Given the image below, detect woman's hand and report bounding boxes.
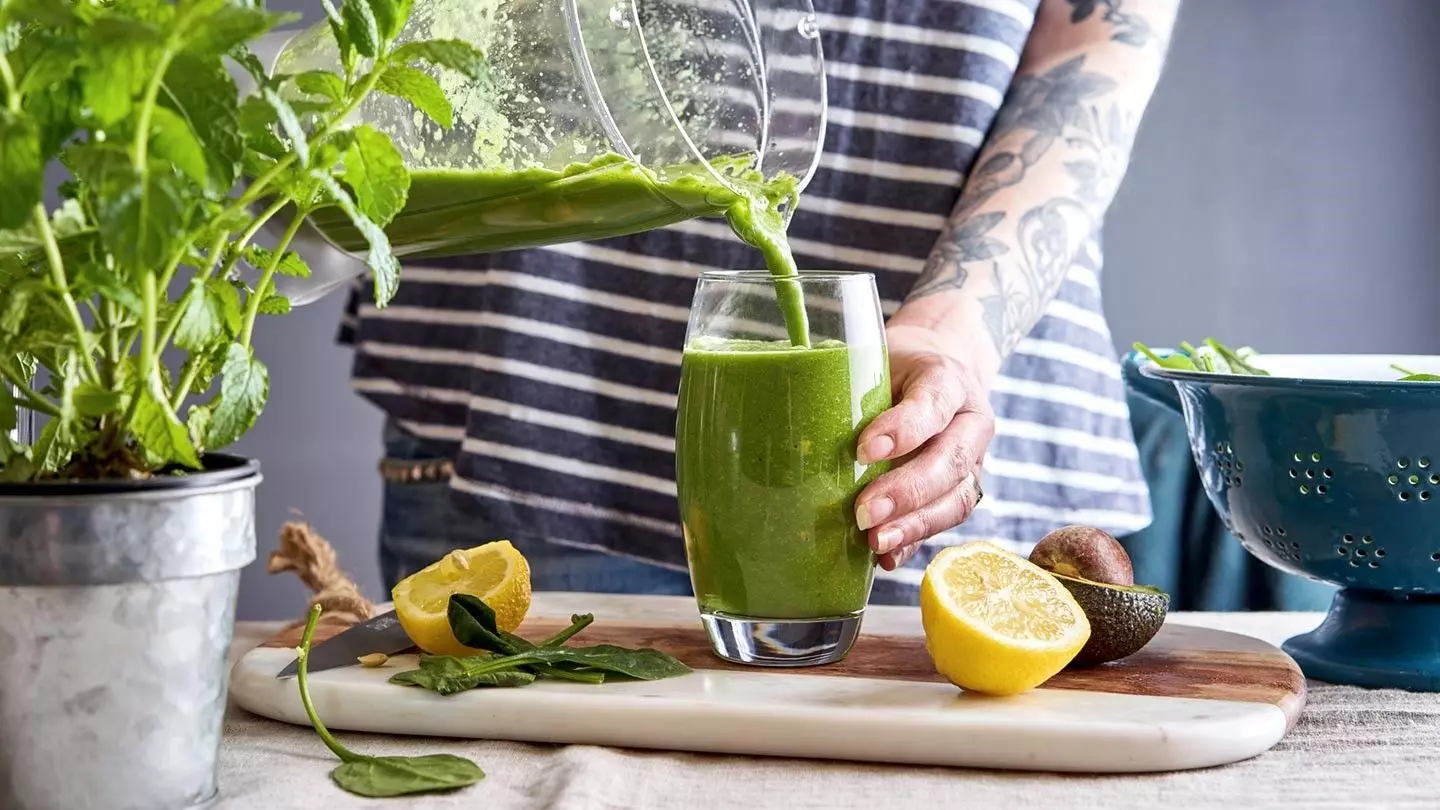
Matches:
[854,324,995,571]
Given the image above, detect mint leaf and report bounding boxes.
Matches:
[12,30,82,95]
[160,53,243,190]
[135,386,202,468]
[344,125,409,226]
[23,77,81,157]
[1,279,44,337]
[204,343,268,449]
[0,226,40,254]
[174,282,228,350]
[367,0,412,43]
[74,382,124,418]
[319,0,354,63]
[315,173,401,305]
[0,379,16,434]
[0,111,42,229]
[258,293,291,315]
[261,87,309,165]
[70,145,195,271]
[245,244,311,278]
[341,0,380,58]
[181,3,282,57]
[74,263,142,317]
[186,403,212,450]
[393,39,488,81]
[239,95,286,158]
[292,70,345,101]
[375,65,452,128]
[82,21,159,126]
[147,107,210,190]
[209,277,243,335]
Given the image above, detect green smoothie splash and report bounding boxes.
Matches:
[308,151,812,346]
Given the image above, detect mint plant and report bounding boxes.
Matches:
[0,0,485,481]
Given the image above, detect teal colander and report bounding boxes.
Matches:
[1123,350,1440,691]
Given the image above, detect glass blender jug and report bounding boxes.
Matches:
[260,0,827,304]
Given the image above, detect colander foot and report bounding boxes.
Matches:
[1283,588,1440,692]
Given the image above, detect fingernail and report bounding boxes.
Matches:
[856,497,893,531]
[858,435,895,465]
[876,527,904,554]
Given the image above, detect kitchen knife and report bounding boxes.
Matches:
[275,610,414,679]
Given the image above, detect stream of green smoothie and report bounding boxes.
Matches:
[309,152,812,346]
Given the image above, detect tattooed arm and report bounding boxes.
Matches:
[853,0,1181,570]
[890,0,1182,379]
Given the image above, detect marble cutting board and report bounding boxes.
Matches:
[229,593,1306,773]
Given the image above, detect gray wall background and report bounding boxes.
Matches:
[234,0,1440,619]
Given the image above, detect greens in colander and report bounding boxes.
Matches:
[1134,340,1440,381]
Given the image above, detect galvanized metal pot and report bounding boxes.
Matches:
[0,456,261,810]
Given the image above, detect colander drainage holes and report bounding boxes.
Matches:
[1422,457,1433,469]
[1343,534,1355,543]
[1399,457,1411,469]
[1431,552,1440,562]
[1277,527,1287,537]
[1400,492,1412,502]
[1362,535,1374,544]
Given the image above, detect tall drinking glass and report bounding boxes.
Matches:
[676,272,891,666]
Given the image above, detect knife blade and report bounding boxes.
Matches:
[275,610,414,679]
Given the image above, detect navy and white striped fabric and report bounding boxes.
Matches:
[339,0,1152,587]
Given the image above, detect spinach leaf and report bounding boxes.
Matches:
[1392,363,1440,382]
[331,755,485,799]
[389,655,537,695]
[521,644,692,681]
[297,605,485,798]
[447,593,520,653]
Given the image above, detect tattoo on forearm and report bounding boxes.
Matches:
[909,53,1137,356]
[1066,0,1154,47]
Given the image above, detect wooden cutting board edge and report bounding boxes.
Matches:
[260,614,1307,732]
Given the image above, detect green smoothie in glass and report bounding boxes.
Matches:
[676,272,891,666]
[677,338,890,619]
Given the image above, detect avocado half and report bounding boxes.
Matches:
[1052,573,1170,668]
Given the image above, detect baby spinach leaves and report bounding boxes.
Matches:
[296,605,485,798]
[389,594,692,695]
[1134,339,1269,376]
[1139,344,1440,383]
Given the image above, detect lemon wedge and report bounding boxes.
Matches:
[919,541,1090,696]
[392,540,532,656]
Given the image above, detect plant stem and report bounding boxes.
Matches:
[115,272,159,436]
[0,51,19,112]
[0,363,60,418]
[538,615,594,648]
[151,197,286,360]
[297,605,363,764]
[240,212,304,347]
[102,300,121,388]
[210,65,385,226]
[132,49,177,169]
[32,205,101,384]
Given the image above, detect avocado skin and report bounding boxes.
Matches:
[1053,574,1170,668]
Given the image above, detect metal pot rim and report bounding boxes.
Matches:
[0,453,260,499]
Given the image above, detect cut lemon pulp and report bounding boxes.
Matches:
[392,540,532,656]
[919,541,1090,696]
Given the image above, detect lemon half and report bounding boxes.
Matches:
[392,540,532,656]
[919,541,1090,696]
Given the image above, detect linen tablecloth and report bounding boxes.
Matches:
[219,613,1440,809]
